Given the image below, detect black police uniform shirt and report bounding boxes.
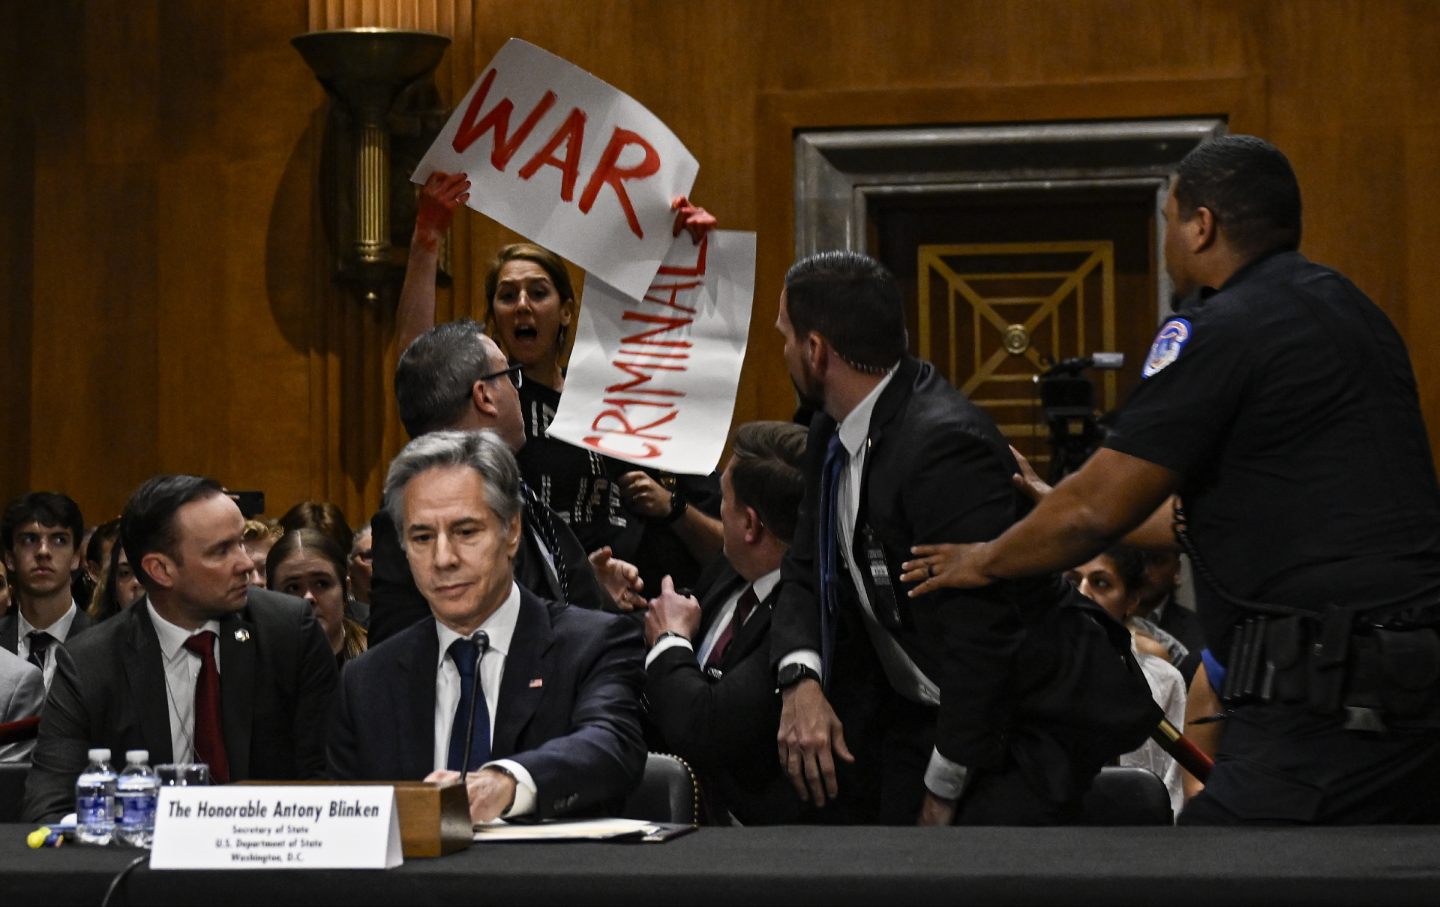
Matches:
[1102,250,1440,654]
[515,379,721,593]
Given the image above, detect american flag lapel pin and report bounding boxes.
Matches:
[529,678,544,689]
[234,629,251,642]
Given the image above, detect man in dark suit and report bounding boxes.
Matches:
[368,321,641,646]
[24,476,337,822]
[643,421,808,825]
[329,430,645,823]
[771,251,1156,825]
[1,492,94,690]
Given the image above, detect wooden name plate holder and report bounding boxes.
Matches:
[237,780,472,858]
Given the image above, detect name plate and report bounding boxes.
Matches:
[150,786,402,870]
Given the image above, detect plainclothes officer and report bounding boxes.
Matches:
[902,135,1440,825]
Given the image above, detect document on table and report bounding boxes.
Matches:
[473,818,693,843]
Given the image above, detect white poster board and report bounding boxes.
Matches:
[414,39,699,302]
[545,230,757,475]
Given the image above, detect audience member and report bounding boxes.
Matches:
[24,475,338,823]
[328,431,646,823]
[644,421,808,824]
[86,536,145,621]
[242,518,283,587]
[267,529,367,666]
[0,559,10,618]
[0,493,95,690]
[278,501,356,563]
[349,523,374,609]
[771,251,1156,825]
[1069,547,1187,817]
[368,320,641,645]
[1135,550,1204,684]
[395,173,723,596]
[0,648,43,762]
[82,519,120,590]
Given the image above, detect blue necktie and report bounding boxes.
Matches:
[818,432,848,686]
[446,633,492,771]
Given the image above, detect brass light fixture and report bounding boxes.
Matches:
[292,28,451,304]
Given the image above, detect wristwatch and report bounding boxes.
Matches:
[657,488,688,525]
[776,663,821,692]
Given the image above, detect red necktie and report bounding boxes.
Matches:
[706,586,760,669]
[182,631,231,784]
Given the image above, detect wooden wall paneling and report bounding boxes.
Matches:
[0,2,38,499]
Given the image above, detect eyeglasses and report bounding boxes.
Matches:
[478,362,524,390]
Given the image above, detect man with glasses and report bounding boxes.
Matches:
[368,321,639,645]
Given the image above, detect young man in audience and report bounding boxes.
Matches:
[23,475,338,822]
[643,420,808,824]
[0,493,94,690]
[328,431,646,823]
[368,321,642,645]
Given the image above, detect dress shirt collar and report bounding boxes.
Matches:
[748,568,782,606]
[18,600,78,641]
[148,599,221,661]
[433,581,522,669]
[836,364,900,459]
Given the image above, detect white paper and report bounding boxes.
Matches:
[545,230,757,476]
[150,786,402,870]
[473,817,660,842]
[414,38,699,302]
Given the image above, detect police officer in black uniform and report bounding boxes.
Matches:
[901,134,1440,824]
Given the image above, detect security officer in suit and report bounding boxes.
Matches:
[905,135,1440,824]
[643,421,809,825]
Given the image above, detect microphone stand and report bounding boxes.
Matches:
[458,631,490,787]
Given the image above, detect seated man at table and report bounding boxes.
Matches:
[327,430,646,823]
[24,475,338,822]
[643,421,807,824]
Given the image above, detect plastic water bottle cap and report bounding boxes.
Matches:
[87,748,111,761]
[125,750,149,764]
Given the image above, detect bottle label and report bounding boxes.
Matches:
[119,793,157,828]
[77,794,110,823]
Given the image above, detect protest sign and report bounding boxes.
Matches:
[414,39,698,301]
[545,230,756,475]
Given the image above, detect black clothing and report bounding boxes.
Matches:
[366,502,614,647]
[772,356,1158,824]
[643,563,802,825]
[516,380,721,594]
[1105,251,1440,823]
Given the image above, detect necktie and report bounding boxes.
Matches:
[705,586,760,669]
[818,431,849,686]
[522,482,570,603]
[26,631,54,672]
[182,631,230,784]
[446,632,492,772]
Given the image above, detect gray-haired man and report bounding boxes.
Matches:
[327,430,646,822]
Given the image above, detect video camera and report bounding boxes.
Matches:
[1035,353,1123,482]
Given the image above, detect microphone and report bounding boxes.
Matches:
[458,630,491,787]
[1039,352,1125,378]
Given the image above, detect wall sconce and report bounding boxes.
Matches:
[292,28,451,304]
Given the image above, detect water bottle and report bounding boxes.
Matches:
[115,749,159,848]
[75,748,117,846]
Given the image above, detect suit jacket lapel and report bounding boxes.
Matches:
[853,357,919,558]
[719,581,779,670]
[396,624,439,778]
[492,590,553,758]
[125,603,175,764]
[696,566,745,642]
[218,608,257,780]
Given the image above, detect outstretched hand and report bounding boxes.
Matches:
[588,546,646,612]
[900,542,994,597]
[416,171,471,240]
[643,575,701,646]
[670,195,717,244]
[1009,444,1052,504]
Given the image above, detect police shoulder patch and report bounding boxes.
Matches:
[1142,317,1192,378]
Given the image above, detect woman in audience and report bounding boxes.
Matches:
[266,529,366,666]
[1068,546,1187,818]
[397,171,724,595]
[279,501,355,561]
[87,540,145,621]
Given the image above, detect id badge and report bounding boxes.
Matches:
[861,526,910,630]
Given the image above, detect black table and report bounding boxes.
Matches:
[4,823,1439,906]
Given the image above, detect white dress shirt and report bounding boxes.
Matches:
[780,365,969,800]
[147,600,221,764]
[432,581,538,817]
[17,601,80,690]
[646,568,781,669]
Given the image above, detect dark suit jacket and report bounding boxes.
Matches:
[23,589,338,822]
[644,564,801,825]
[771,357,1157,817]
[0,606,94,655]
[368,505,615,647]
[328,585,646,819]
